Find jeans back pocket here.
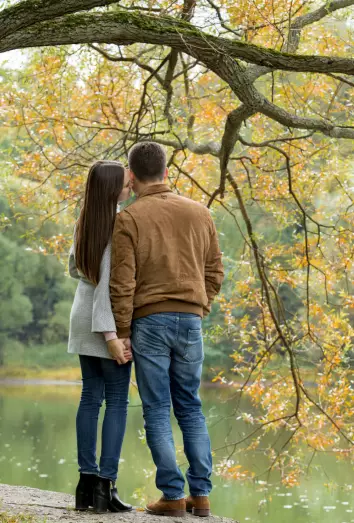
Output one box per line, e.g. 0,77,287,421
135,325,169,356
183,328,204,363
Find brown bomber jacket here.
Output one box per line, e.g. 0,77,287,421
110,184,224,338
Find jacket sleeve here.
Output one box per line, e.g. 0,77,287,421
91,244,117,333
110,212,137,338
204,214,224,317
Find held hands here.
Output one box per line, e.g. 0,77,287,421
107,338,133,364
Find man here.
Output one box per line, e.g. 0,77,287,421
109,142,224,517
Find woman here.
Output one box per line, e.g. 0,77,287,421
68,161,133,513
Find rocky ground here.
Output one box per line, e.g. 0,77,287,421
0,485,238,523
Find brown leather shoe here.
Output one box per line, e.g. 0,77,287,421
186,495,210,517
146,497,186,517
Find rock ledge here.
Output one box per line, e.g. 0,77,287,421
0,484,237,523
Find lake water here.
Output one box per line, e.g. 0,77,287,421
0,382,352,522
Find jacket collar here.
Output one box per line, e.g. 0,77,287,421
138,183,172,199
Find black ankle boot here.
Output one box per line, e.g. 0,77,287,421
93,477,112,513
93,477,133,513
109,484,133,512
75,473,97,510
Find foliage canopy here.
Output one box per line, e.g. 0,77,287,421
0,0,354,485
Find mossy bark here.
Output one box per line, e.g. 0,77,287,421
2,6,354,76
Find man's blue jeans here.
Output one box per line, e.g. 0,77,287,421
132,313,212,500
76,355,131,482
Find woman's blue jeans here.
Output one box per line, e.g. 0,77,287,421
132,313,212,500
76,355,131,482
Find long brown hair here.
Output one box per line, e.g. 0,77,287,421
75,161,125,285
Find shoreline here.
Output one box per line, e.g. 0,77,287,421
0,376,230,388
0,365,231,388
0,364,327,388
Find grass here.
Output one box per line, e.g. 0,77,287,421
0,366,81,381
0,512,39,523
3,342,77,371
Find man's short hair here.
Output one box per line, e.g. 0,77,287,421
128,142,167,183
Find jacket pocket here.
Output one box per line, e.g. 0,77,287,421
135,325,169,356
183,329,204,363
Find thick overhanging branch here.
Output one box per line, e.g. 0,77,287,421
2,10,354,75
0,0,120,40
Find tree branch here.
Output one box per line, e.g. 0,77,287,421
0,0,120,40
218,105,255,199
2,10,354,76
88,44,165,85
287,0,354,52
247,0,354,81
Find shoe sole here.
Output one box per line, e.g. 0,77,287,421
192,508,210,517
108,503,134,513
187,507,211,517
94,505,134,513
146,508,186,517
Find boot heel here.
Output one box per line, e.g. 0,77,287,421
94,494,109,513
192,508,210,517
75,492,90,511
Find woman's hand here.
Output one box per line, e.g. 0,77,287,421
107,338,129,364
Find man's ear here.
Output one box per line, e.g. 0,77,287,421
129,170,135,181
164,167,169,181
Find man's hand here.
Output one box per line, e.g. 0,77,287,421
122,338,133,361
107,338,129,364
122,338,132,350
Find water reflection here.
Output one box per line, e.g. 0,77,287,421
0,384,352,522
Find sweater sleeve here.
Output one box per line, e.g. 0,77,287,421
68,224,80,280
91,243,117,333
68,243,80,280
